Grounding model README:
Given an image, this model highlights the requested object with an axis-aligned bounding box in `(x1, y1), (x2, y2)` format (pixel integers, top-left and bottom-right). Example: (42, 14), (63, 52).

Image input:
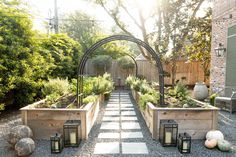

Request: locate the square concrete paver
(98, 133), (119, 139)
(101, 122), (119, 130)
(121, 122), (140, 129)
(121, 111), (136, 116)
(105, 108), (119, 111)
(94, 142), (119, 154)
(121, 116), (137, 121)
(122, 142), (148, 154)
(120, 101), (132, 104)
(106, 104), (119, 108)
(120, 104), (133, 107)
(102, 116), (120, 121)
(104, 111), (120, 116)
(121, 108), (134, 111)
(121, 132), (143, 138)
(109, 99), (119, 102)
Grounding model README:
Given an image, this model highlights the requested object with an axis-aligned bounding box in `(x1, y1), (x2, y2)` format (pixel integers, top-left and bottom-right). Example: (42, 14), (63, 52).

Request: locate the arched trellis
(77, 35), (164, 107)
(122, 52), (138, 77)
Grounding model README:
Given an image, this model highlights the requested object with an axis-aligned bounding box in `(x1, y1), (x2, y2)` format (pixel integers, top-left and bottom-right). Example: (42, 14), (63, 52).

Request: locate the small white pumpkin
(205, 139), (218, 149)
(206, 130), (224, 140)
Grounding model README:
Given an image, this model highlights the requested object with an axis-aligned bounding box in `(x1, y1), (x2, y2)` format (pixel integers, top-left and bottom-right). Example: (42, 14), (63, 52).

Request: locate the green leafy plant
(117, 56), (135, 70)
(125, 75), (135, 86)
(92, 55), (112, 74)
(0, 103), (5, 110)
(131, 78), (142, 91)
(139, 94), (158, 110)
(181, 98), (197, 108)
(83, 95), (98, 104)
(139, 81), (151, 95)
(42, 78), (70, 97)
(168, 83), (188, 101)
(210, 93), (217, 106)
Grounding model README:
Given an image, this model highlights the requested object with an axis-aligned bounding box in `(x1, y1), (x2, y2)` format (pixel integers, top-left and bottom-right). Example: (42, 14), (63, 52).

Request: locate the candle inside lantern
(182, 141), (188, 152)
(70, 132), (76, 144)
(54, 141), (59, 150)
(165, 132), (172, 144)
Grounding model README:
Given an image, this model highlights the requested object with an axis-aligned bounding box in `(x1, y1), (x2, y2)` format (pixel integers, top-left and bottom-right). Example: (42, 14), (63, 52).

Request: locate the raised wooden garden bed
(20, 96), (101, 140)
(131, 90), (219, 140)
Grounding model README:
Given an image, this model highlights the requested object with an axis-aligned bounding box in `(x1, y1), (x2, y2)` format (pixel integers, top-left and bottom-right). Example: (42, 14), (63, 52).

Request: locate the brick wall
(211, 0), (236, 95)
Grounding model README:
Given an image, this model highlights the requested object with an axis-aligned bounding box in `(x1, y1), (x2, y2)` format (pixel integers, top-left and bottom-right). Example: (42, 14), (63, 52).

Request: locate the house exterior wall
(210, 0), (236, 95)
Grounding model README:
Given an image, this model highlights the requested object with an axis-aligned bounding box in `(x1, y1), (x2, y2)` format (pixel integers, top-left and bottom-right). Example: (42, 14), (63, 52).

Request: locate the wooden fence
(84, 59), (209, 86)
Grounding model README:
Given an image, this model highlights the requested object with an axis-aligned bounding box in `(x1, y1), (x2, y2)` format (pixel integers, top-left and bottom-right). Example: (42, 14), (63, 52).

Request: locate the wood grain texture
(133, 98), (219, 140)
(20, 98), (101, 140)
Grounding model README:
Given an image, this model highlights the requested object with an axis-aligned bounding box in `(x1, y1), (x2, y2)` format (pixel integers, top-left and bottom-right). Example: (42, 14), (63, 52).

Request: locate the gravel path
(0, 90), (236, 157)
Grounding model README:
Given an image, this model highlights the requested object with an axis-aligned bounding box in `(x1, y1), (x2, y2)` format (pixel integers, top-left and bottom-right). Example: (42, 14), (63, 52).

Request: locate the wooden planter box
(20, 96), (101, 140)
(132, 90), (219, 140)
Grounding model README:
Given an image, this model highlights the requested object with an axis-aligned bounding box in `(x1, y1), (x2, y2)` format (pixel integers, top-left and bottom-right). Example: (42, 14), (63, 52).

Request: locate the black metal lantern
(50, 133), (63, 153)
(159, 119), (178, 147)
(63, 120), (81, 147)
(178, 132), (191, 153)
(214, 43), (226, 57)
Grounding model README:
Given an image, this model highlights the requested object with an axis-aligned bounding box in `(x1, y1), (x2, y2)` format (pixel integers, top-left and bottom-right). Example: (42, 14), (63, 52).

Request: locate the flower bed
(126, 76), (219, 140)
(132, 90), (219, 139)
(21, 96), (101, 140)
(20, 73), (114, 140)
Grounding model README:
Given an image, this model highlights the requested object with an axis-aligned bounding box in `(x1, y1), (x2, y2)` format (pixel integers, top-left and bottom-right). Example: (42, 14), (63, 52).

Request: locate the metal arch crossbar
(123, 52), (138, 77)
(77, 35), (165, 108)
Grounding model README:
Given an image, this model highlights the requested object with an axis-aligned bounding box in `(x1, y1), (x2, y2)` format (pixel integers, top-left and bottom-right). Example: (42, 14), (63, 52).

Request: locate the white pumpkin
(205, 139), (218, 149)
(206, 130), (224, 140)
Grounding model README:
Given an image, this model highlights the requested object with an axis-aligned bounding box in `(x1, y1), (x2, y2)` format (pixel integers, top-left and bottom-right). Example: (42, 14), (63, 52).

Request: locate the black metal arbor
(123, 52), (138, 77)
(77, 35), (165, 107)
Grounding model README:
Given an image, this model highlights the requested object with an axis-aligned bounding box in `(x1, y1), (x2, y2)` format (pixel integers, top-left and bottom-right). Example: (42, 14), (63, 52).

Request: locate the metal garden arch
(77, 35), (165, 107)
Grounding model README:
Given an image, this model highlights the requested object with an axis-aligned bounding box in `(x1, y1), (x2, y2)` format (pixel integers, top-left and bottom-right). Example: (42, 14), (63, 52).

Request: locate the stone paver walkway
(93, 92), (148, 155)
(1, 90), (236, 156)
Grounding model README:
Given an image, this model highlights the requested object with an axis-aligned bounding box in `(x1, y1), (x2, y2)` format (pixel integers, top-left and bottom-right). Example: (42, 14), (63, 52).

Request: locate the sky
(23, 0), (115, 33)
(23, 0), (212, 37)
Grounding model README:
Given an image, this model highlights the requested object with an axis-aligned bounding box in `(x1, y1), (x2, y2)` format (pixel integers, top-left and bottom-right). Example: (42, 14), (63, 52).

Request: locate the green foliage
(168, 83), (188, 101)
(0, 103), (5, 110)
(139, 80), (151, 95)
(210, 93), (217, 106)
(71, 73), (114, 97)
(60, 11), (100, 52)
(125, 75), (135, 86)
(41, 34), (82, 80)
(139, 93), (159, 110)
(185, 8), (212, 82)
(117, 56), (135, 70)
(92, 55), (112, 74)
(181, 98), (197, 108)
(131, 78), (142, 91)
(83, 95), (98, 104)
(92, 73), (114, 95)
(0, 2), (52, 107)
(42, 78), (70, 98)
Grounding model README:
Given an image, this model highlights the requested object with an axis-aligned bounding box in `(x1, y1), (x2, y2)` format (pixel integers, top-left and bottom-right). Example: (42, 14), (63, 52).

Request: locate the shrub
(117, 56), (135, 70)
(42, 78), (70, 97)
(125, 75), (135, 86)
(70, 74), (114, 97)
(131, 78), (142, 91)
(168, 82), (188, 101)
(139, 81), (151, 94)
(139, 94), (158, 110)
(83, 95), (98, 104)
(92, 55), (112, 74)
